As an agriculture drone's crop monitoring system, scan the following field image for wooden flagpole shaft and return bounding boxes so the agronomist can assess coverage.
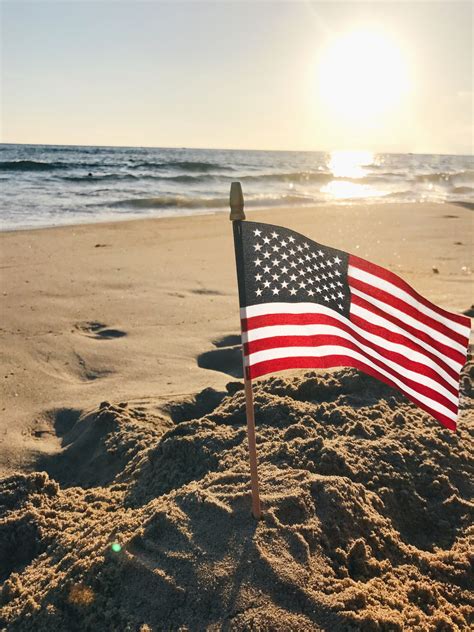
[242,364,262,519]
[230,182,262,520]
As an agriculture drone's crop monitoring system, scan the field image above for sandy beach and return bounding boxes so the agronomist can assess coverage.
[1,202,473,630]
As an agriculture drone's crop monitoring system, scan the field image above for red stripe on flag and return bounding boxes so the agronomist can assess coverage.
[245,334,458,414]
[244,331,458,399]
[247,354,457,431]
[349,276,468,347]
[347,312,459,382]
[242,311,355,332]
[350,293,466,367]
[349,254,470,327]
[243,310,460,381]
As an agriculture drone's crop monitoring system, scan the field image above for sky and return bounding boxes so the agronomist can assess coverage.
[0,0,472,154]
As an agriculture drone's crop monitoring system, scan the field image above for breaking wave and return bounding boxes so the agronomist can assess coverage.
[62,174,139,182]
[414,170,474,185]
[108,195,228,210]
[0,160,71,171]
[129,160,232,172]
[107,193,317,211]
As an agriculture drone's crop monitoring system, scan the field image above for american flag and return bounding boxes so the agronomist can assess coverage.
[234,220,471,431]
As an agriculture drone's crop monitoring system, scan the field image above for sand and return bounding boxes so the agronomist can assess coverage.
[0,202,473,630]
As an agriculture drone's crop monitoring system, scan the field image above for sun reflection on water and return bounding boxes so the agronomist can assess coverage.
[322,150,384,200]
[328,150,374,178]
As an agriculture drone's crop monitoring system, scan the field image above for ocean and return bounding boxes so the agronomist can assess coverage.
[0,143,472,231]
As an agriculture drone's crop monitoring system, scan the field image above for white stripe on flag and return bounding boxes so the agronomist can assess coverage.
[242,302,344,319]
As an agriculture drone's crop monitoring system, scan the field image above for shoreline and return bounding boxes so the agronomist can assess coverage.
[1,199,472,235]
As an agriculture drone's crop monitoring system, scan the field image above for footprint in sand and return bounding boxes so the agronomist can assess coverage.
[197,334,243,378]
[75,321,127,340]
[190,288,225,296]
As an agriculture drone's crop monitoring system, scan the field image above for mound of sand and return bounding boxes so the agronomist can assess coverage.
[1,364,473,631]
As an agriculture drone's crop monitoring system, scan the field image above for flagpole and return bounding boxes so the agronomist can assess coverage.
[230,182,262,520]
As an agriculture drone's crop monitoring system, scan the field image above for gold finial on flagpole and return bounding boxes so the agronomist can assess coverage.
[229,181,245,221]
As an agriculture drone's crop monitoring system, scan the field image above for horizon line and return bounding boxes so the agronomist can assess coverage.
[0,141,472,159]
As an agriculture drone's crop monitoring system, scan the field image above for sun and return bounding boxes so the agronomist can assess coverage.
[318,30,409,126]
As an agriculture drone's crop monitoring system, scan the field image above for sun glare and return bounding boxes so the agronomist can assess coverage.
[328,149,374,178]
[321,150,384,200]
[318,30,409,126]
